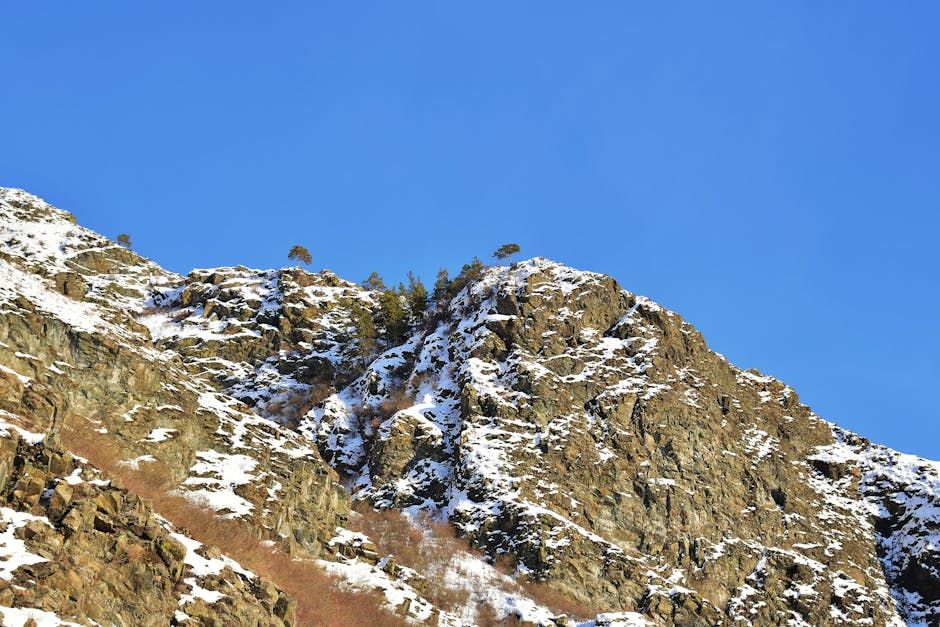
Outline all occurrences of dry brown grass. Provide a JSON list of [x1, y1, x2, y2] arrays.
[[351, 389, 416, 435], [60, 424, 404, 627], [493, 551, 599, 618], [516, 580, 599, 619], [264, 383, 335, 426], [350, 502, 600, 621], [120, 541, 162, 566], [348, 503, 473, 612], [475, 604, 524, 626], [377, 390, 415, 420], [58, 418, 598, 624]]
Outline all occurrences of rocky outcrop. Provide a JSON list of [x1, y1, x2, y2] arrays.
[[0, 420, 294, 626], [0, 190, 349, 559], [1, 187, 938, 626], [306, 259, 933, 625], [140, 264, 376, 427]]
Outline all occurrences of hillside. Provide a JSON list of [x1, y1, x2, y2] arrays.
[[0, 187, 937, 626]]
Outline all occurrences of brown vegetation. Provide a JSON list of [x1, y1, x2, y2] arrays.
[[348, 504, 482, 612], [60, 424, 403, 627], [475, 604, 524, 626], [263, 383, 334, 426], [352, 389, 416, 433], [349, 502, 600, 621], [516, 579, 599, 619]]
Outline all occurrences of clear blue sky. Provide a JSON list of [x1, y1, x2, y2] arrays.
[[2, 3, 938, 458]]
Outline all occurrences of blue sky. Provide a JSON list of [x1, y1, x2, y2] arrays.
[[2, 3, 938, 458]]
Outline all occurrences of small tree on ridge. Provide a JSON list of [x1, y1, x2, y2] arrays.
[[288, 244, 312, 266], [362, 272, 386, 292], [405, 272, 428, 321], [493, 243, 521, 264], [431, 268, 450, 305]]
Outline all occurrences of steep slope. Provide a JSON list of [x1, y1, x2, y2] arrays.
[[0, 189, 347, 556], [0, 415, 294, 626], [301, 259, 938, 626], [0, 189, 594, 626], [0, 187, 937, 626], [138, 264, 375, 428]]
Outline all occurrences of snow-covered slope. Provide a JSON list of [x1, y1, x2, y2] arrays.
[[808, 427, 940, 625], [300, 258, 936, 625], [1, 187, 937, 626], [0, 190, 351, 554]]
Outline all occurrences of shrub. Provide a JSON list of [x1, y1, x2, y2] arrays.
[[404, 272, 427, 321], [431, 268, 450, 305], [377, 289, 408, 345], [350, 303, 378, 363], [476, 605, 524, 626], [348, 501, 600, 621], [517, 579, 598, 619]]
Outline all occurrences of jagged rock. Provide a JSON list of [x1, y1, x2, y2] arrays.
[[53, 271, 87, 300], [1, 188, 938, 626], [305, 258, 938, 625], [0, 427, 294, 626]]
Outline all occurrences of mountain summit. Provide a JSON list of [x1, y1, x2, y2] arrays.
[[0, 188, 936, 626]]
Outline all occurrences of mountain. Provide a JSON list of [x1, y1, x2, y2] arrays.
[[0, 187, 936, 626]]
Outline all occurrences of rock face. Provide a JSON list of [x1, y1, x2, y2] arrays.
[[0, 189, 348, 560], [0, 187, 938, 626], [0, 422, 294, 626]]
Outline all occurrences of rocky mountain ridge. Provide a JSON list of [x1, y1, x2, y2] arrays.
[[0, 187, 937, 626]]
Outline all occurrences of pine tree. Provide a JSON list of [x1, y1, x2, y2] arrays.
[[493, 243, 521, 263], [288, 245, 312, 266], [448, 257, 486, 298], [116, 233, 132, 249], [432, 268, 450, 304], [405, 272, 428, 321], [349, 303, 377, 362], [362, 272, 386, 292], [377, 287, 408, 345]]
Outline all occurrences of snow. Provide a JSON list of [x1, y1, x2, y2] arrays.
[[172, 531, 254, 610], [118, 454, 156, 469], [0, 411, 46, 444], [0, 508, 52, 580], [741, 426, 779, 467], [304, 256, 690, 601], [437, 548, 567, 625], [143, 427, 177, 443], [584, 612, 651, 627], [0, 607, 81, 627], [807, 427, 940, 624], [180, 450, 258, 518], [328, 527, 371, 547], [62, 468, 85, 485], [178, 582, 225, 606], [3, 191, 936, 625], [171, 531, 253, 579], [0, 190, 180, 359], [0, 260, 108, 332], [0, 363, 31, 384], [318, 558, 437, 623]]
